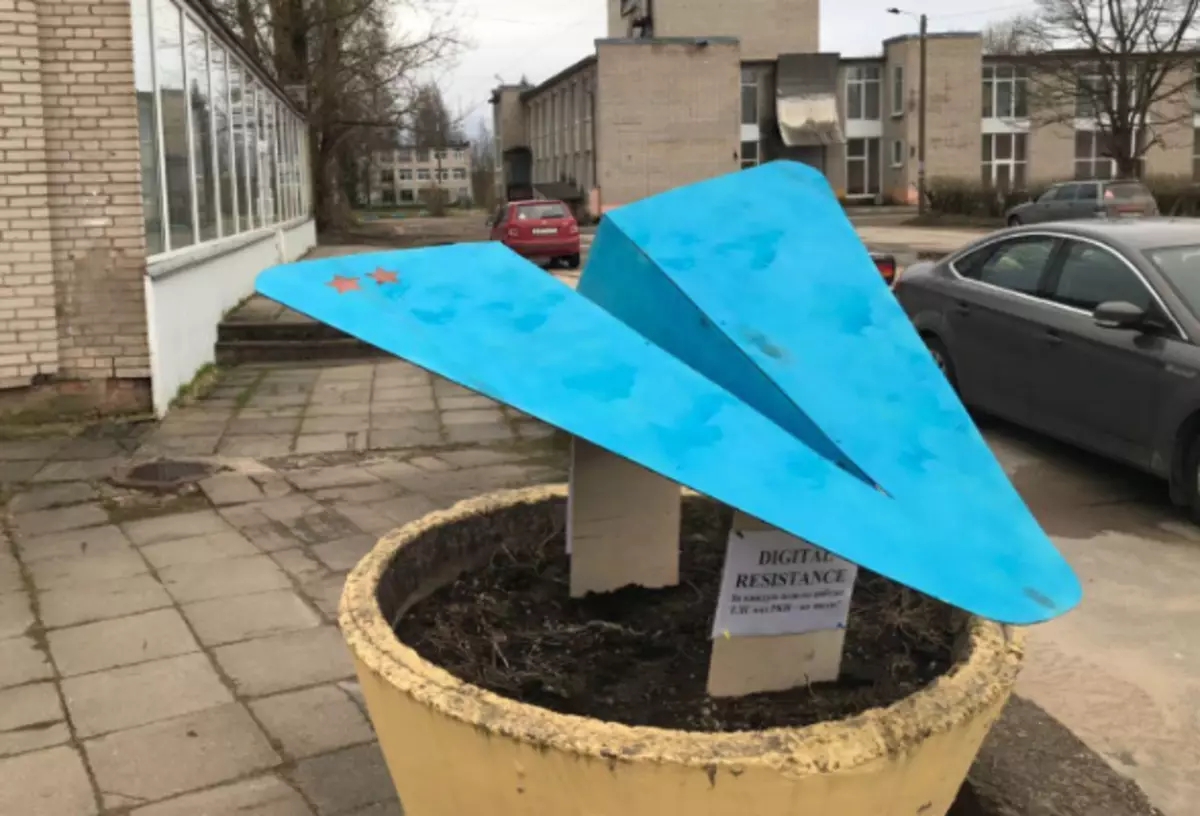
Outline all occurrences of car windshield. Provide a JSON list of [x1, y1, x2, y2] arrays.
[[1146, 245, 1200, 316], [516, 203, 568, 220]]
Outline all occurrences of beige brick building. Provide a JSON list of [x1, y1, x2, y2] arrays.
[[0, 0, 314, 417], [494, 0, 1200, 216], [363, 143, 475, 207]]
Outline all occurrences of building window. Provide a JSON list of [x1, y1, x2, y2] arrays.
[[846, 65, 882, 120], [1075, 72, 1107, 119], [891, 65, 905, 116], [184, 19, 217, 242], [381, 169, 394, 184], [155, 0, 193, 250], [437, 168, 448, 181], [381, 187, 395, 204], [416, 149, 430, 162], [1075, 129, 1145, 179], [453, 168, 467, 180], [741, 67, 758, 126], [741, 140, 759, 169], [397, 149, 412, 163], [981, 133, 1028, 190], [1194, 128, 1199, 180], [417, 168, 431, 181], [399, 169, 413, 181], [400, 189, 415, 203], [130, 0, 309, 257], [211, 47, 234, 238], [891, 139, 905, 167], [132, 0, 163, 254], [846, 138, 881, 197], [982, 65, 1028, 119]]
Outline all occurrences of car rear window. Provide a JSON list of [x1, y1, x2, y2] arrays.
[[1105, 182, 1151, 200], [516, 203, 569, 220], [1147, 244, 1200, 317]]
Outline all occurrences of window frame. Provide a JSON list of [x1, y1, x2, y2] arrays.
[[132, 0, 311, 261], [845, 64, 882, 121], [890, 138, 905, 168], [982, 64, 1029, 119], [1045, 238, 1157, 314], [981, 132, 1028, 190], [845, 137, 881, 198], [741, 67, 759, 126], [891, 65, 905, 117]]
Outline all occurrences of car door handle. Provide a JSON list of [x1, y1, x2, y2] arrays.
[[953, 301, 971, 316], [1044, 329, 1063, 346]]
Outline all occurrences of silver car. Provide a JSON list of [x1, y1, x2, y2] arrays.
[[1005, 180, 1159, 227]]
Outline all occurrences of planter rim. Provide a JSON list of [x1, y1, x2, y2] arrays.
[[340, 484, 1025, 774]]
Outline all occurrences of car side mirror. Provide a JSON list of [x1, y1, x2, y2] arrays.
[[1093, 300, 1148, 330]]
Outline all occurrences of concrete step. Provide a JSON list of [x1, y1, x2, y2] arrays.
[[214, 338, 387, 366]]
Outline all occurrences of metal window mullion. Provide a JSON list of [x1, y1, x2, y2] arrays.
[[227, 55, 239, 233], [242, 76, 254, 229], [272, 101, 281, 224], [181, 4, 200, 246], [148, 0, 171, 252], [207, 33, 220, 238]]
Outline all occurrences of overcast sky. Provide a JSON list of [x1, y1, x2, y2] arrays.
[[407, 0, 1038, 134]]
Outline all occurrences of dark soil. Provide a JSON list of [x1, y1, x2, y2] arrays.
[[390, 496, 968, 732]]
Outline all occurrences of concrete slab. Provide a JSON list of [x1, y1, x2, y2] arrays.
[[310, 535, 376, 572], [129, 775, 313, 816], [29, 548, 148, 591], [198, 472, 268, 505], [0, 745, 97, 816], [290, 743, 397, 816], [48, 608, 198, 677], [122, 510, 233, 547], [286, 465, 380, 491], [63, 653, 232, 738], [139, 530, 259, 569], [213, 626, 354, 697], [183, 590, 322, 647], [250, 685, 374, 760], [0, 591, 34, 640], [0, 682, 69, 758], [0, 635, 53, 689], [159, 555, 291, 603], [16, 524, 130, 564], [6, 481, 98, 513], [85, 703, 279, 808], [13, 503, 109, 537], [40, 573, 172, 629]]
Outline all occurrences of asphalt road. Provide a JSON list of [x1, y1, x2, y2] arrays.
[[982, 417, 1200, 816]]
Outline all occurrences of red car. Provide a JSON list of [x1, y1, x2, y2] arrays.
[[489, 200, 581, 269]]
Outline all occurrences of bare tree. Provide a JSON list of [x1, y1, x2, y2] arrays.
[[211, 0, 462, 228], [470, 120, 496, 210], [982, 13, 1039, 54], [1017, 0, 1199, 178]]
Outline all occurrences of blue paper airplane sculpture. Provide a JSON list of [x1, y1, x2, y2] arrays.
[[257, 161, 1080, 625]]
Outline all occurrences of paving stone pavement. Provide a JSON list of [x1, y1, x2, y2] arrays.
[[0, 359, 566, 815]]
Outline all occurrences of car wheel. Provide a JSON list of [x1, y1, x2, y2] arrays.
[[566, 253, 581, 270], [1182, 432, 1200, 522], [925, 336, 957, 391], [1007, 215, 1022, 227]]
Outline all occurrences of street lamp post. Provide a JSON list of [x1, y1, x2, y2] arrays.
[[887, 8, 928, 215]]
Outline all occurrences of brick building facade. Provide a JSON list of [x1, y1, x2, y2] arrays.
[[493, 0, 1200, 216], [0, 0, 314, 417]]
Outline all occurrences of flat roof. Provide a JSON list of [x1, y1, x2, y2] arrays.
[[519, 54, 598, 101]]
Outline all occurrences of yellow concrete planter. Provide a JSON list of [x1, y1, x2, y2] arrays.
[[340, 485, 1025, 816]]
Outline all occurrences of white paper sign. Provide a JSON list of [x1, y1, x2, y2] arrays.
[[711, 527, 857, 638]]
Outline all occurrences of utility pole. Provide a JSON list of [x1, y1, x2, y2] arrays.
[[918, 12, 927, 216], [888, 7, 929, 214]]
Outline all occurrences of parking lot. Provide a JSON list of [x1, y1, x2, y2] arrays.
[[982, 416, 1199, 815]]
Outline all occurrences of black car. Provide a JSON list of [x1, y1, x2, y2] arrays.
[[894, 220, 1200, 515]]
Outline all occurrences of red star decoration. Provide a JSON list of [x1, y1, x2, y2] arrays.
[[326, 275, 360, 294], [367, 267, 398, 285]]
